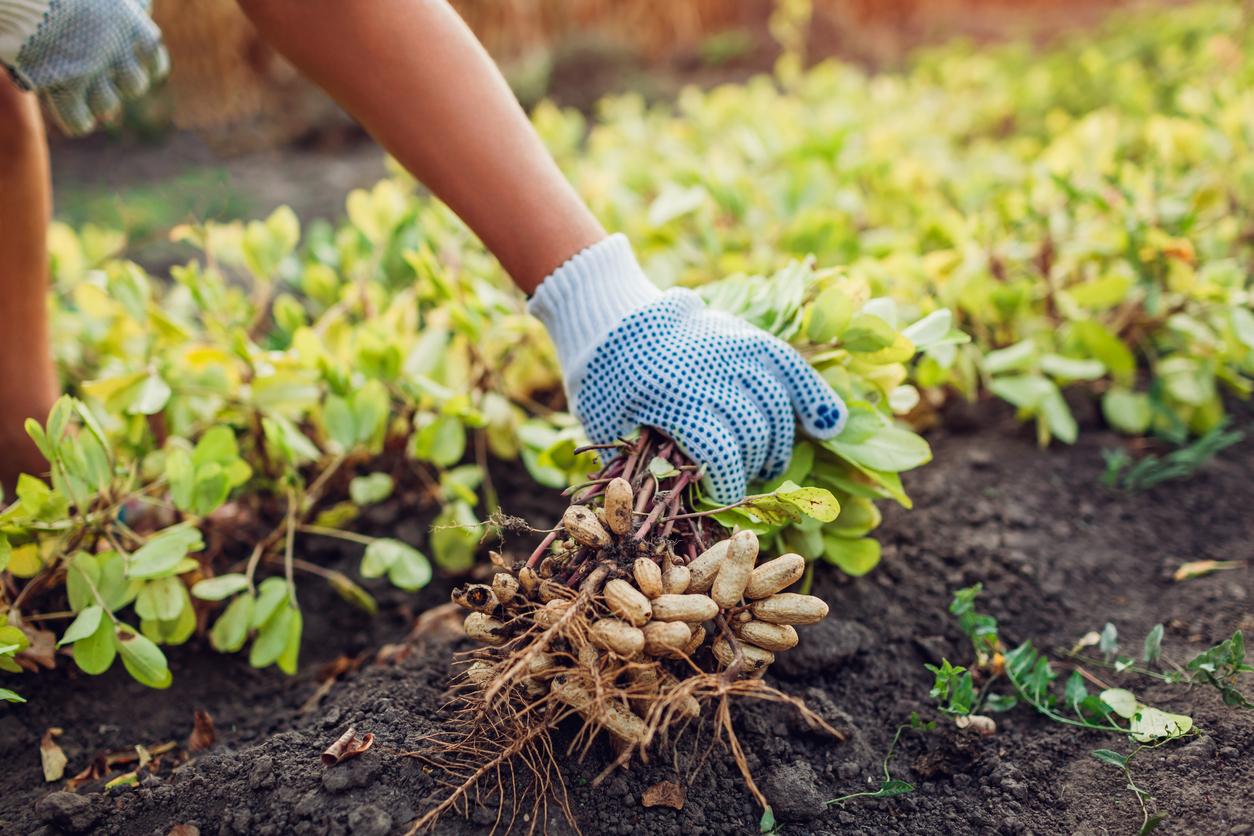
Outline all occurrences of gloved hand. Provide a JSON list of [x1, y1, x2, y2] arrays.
[[529, 234, 847, 504], [0, 0, 168, 136]]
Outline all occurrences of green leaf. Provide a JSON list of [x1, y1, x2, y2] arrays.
[[1063, 671, 1089, 708], [1099, 688, 1138, 719], [116, 627, 172, 688], [136, 576, 188, 622], [127, 525, 204, 579], [250, 603, 298, 669], [191, 573, 251, 601], [210, 594, 254, 653], [868, 780, 915, 798], [363, 538, 433, 591], [277, 606, 303, 675], [410, 414, 466, 468], [759, 806, 777, 834], [648, 456, 681, 481], [1071, 320, 1135, 384], [807, 286, 855, 343], [826, 425, 932, 472], [841, 313, 897, 353], [323, 395, 357, 450], [1130, 706, 1192, 742], [0, 688, 25, 703], [1103, 388, 1152, 434], [1065, 274, 1133, 309], [349, 473, 394, 506], [1091, 749, 1129, 768], [983, 340, 1038, 375], [901, 310, 952, 349], [250, 577, 290, 629], [1041, 354, 1106, 381], [127, 374, 172, 416], [821, 535, 881, 576], [430, 501, 482, 573], [58, 606, 104, 647], [65, 552, 100, 612]]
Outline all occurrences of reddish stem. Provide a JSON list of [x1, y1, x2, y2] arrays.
[[633, 471, 694, 542], [526, 530, 558, 569]]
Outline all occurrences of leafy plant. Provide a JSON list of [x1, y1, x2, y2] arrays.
[[1101, 419, 1245, 492], [540, 1, 1254, 444]]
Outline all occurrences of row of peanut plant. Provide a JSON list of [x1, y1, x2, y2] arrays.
[[3, 1, 1251, 694]]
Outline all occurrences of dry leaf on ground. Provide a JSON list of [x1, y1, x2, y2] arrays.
[[322, 727, 375, 765], [641, 780, 686, 810], [40, 728, 67, 782]]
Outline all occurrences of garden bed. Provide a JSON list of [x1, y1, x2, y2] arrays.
[[3, 401, 1250, 835]]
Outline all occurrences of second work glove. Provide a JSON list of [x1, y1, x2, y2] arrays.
[[529, 234, 847, 505], [1, 0, 168, 136]]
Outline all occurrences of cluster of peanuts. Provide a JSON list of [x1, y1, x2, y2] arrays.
[[452, 476, 830, 687]]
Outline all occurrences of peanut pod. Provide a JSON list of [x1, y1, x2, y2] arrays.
[[662, 561, 691, 594], [590, 618, 646, 657], [686, 539, 730, 593], [750, 593, 829, 625], [451, 583, 499, 614], [550, 675, 645, 744], [711, 530, 759, 608], [491, 572, 520, 605], [463, 612, 506, 646], [533, 599, 570, 628], [462, 660, 497, 686], [711, 636, 774, 674], [682, 624, 707, 656], [744, 553, 805, 600], [604, 477, 634, 535], [604, 579, 652, 626], [562, 505, 611, 548], [642, 621, 692, 656], [518, 566, 540, 596], [633, 557, 664, 599], [735, 620, 798, 651], [650, 593, 719, 623]]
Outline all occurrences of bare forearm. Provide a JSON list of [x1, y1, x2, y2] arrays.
[[238, 0, 604, 292]]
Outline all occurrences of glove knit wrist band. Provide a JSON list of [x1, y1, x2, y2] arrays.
[[527, 233, 661, 397], [0, 0, 51, 70]]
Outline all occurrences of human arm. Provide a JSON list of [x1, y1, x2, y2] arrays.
[[239, 0, 847, 503]]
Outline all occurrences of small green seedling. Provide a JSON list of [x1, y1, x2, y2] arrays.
[[826, 713, 935, 806]]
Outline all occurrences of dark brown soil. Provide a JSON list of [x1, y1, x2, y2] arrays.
[[2, 402, 1251, 835]]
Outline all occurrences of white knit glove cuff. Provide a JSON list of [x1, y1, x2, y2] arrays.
[[527, 234, 661, 398], [0, 0, 49, 68]]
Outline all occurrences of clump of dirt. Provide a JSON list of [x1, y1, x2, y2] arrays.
[[2, 402, 1251, 835]]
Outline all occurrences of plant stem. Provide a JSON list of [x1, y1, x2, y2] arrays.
[[297, 524, 377, 547], [283, 490, 299, 606]]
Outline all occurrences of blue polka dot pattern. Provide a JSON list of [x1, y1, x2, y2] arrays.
[[572, 288, 847, 504]]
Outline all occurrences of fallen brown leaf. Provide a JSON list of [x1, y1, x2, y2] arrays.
[[167, 826, 200, 836], [322, 727, 374, 766], [188, 709, 216, 752], [641, 780, 686, 810], [40, 728, 67, 782], [17, 626, 57, 672]]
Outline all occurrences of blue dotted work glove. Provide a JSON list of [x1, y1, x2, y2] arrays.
[[1, 0, 168, 136], [529, 235, 847, 504]]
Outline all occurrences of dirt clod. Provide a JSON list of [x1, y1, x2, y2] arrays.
[[35, 791, 100, 833], [763, 759, 827, 821]]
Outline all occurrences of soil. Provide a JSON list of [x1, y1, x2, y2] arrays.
[[2, 400, 1251, 836]]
